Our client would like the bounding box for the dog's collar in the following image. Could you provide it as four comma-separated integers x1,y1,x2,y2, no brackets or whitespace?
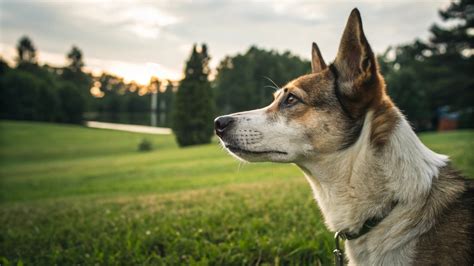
333,201,398,266
337,216,385,241
328,64,353,120
338,201,399,240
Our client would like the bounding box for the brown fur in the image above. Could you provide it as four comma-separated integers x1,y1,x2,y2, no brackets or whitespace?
370,95,399,148
414,166,474,265
311,42,327,73
283,9,400,151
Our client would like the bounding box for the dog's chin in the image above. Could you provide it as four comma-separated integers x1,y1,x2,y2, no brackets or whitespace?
224,144,290,163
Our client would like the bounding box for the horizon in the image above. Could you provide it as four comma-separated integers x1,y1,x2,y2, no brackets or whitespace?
1,0,451,85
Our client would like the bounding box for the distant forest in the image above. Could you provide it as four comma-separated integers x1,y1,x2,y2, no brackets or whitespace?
1,0,472,132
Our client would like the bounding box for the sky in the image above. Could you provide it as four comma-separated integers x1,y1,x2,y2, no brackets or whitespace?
0,0,452,85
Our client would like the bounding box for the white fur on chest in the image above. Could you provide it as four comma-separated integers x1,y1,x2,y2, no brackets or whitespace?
298,110,447,265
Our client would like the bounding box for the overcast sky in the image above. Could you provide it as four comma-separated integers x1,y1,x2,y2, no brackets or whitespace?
0,0,452,84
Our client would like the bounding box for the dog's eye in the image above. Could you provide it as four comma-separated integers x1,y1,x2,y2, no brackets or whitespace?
283,93,299,107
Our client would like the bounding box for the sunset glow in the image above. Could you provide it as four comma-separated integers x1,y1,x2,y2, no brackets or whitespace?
86,61,182,85
0,42,182,85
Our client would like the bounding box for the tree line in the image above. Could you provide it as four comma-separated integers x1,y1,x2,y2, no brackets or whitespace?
0,36,310,146
0,0,472,147
0,39,87,123
0,39,175,127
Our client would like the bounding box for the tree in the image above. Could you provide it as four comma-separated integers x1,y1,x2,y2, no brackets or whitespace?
16,36,37,64
57,82,85,124
94,73,128,120
0,70,59,122
430,0,473,56
378,50,431,130
0,70,40,120
0,57,10,75
172,44,215,147
379,0,474,130
428,0,474,126
62,46,92,104
214,46,310,114
67,46,85,72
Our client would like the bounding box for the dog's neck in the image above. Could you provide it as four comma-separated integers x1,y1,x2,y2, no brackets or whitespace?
297,109,448,234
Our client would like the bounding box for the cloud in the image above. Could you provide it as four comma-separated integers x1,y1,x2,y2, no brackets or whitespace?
0,0,451,83
70,3,180,39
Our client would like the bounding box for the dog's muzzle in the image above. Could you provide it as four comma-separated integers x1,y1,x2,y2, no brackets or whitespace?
214,116,234,137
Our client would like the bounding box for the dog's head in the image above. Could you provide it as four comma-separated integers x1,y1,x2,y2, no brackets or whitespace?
215,9,395,164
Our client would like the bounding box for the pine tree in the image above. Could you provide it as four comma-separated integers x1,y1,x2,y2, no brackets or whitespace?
428,0,474,126
379,0,474,129
16,36,37,64
67,46,85,72
62,46,92,106
172,44,215,147
430,0,473,55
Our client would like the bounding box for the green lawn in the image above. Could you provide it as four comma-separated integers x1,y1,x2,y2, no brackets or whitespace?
0,121,472,265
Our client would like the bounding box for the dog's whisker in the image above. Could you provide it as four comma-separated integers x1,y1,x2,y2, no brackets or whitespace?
263,85,279,91
263,76,281,91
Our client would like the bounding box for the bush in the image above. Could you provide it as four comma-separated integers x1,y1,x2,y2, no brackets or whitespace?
138,138,153,152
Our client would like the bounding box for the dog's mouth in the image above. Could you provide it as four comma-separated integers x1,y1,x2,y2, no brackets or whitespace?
225,145,287,155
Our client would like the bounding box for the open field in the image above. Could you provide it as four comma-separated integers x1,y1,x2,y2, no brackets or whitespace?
0,121,473,265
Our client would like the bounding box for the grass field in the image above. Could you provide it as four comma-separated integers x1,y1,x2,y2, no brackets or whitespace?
0,121,473,265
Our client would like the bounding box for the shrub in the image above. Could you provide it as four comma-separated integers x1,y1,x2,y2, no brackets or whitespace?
138,138,153,152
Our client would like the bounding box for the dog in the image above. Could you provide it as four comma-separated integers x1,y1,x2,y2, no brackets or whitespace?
214,8,474,265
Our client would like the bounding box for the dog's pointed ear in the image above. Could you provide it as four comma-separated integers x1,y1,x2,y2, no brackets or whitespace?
311,42,327,73
334,8,377,83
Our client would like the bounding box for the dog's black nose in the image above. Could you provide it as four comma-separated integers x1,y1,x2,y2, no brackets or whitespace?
214,116,234,137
